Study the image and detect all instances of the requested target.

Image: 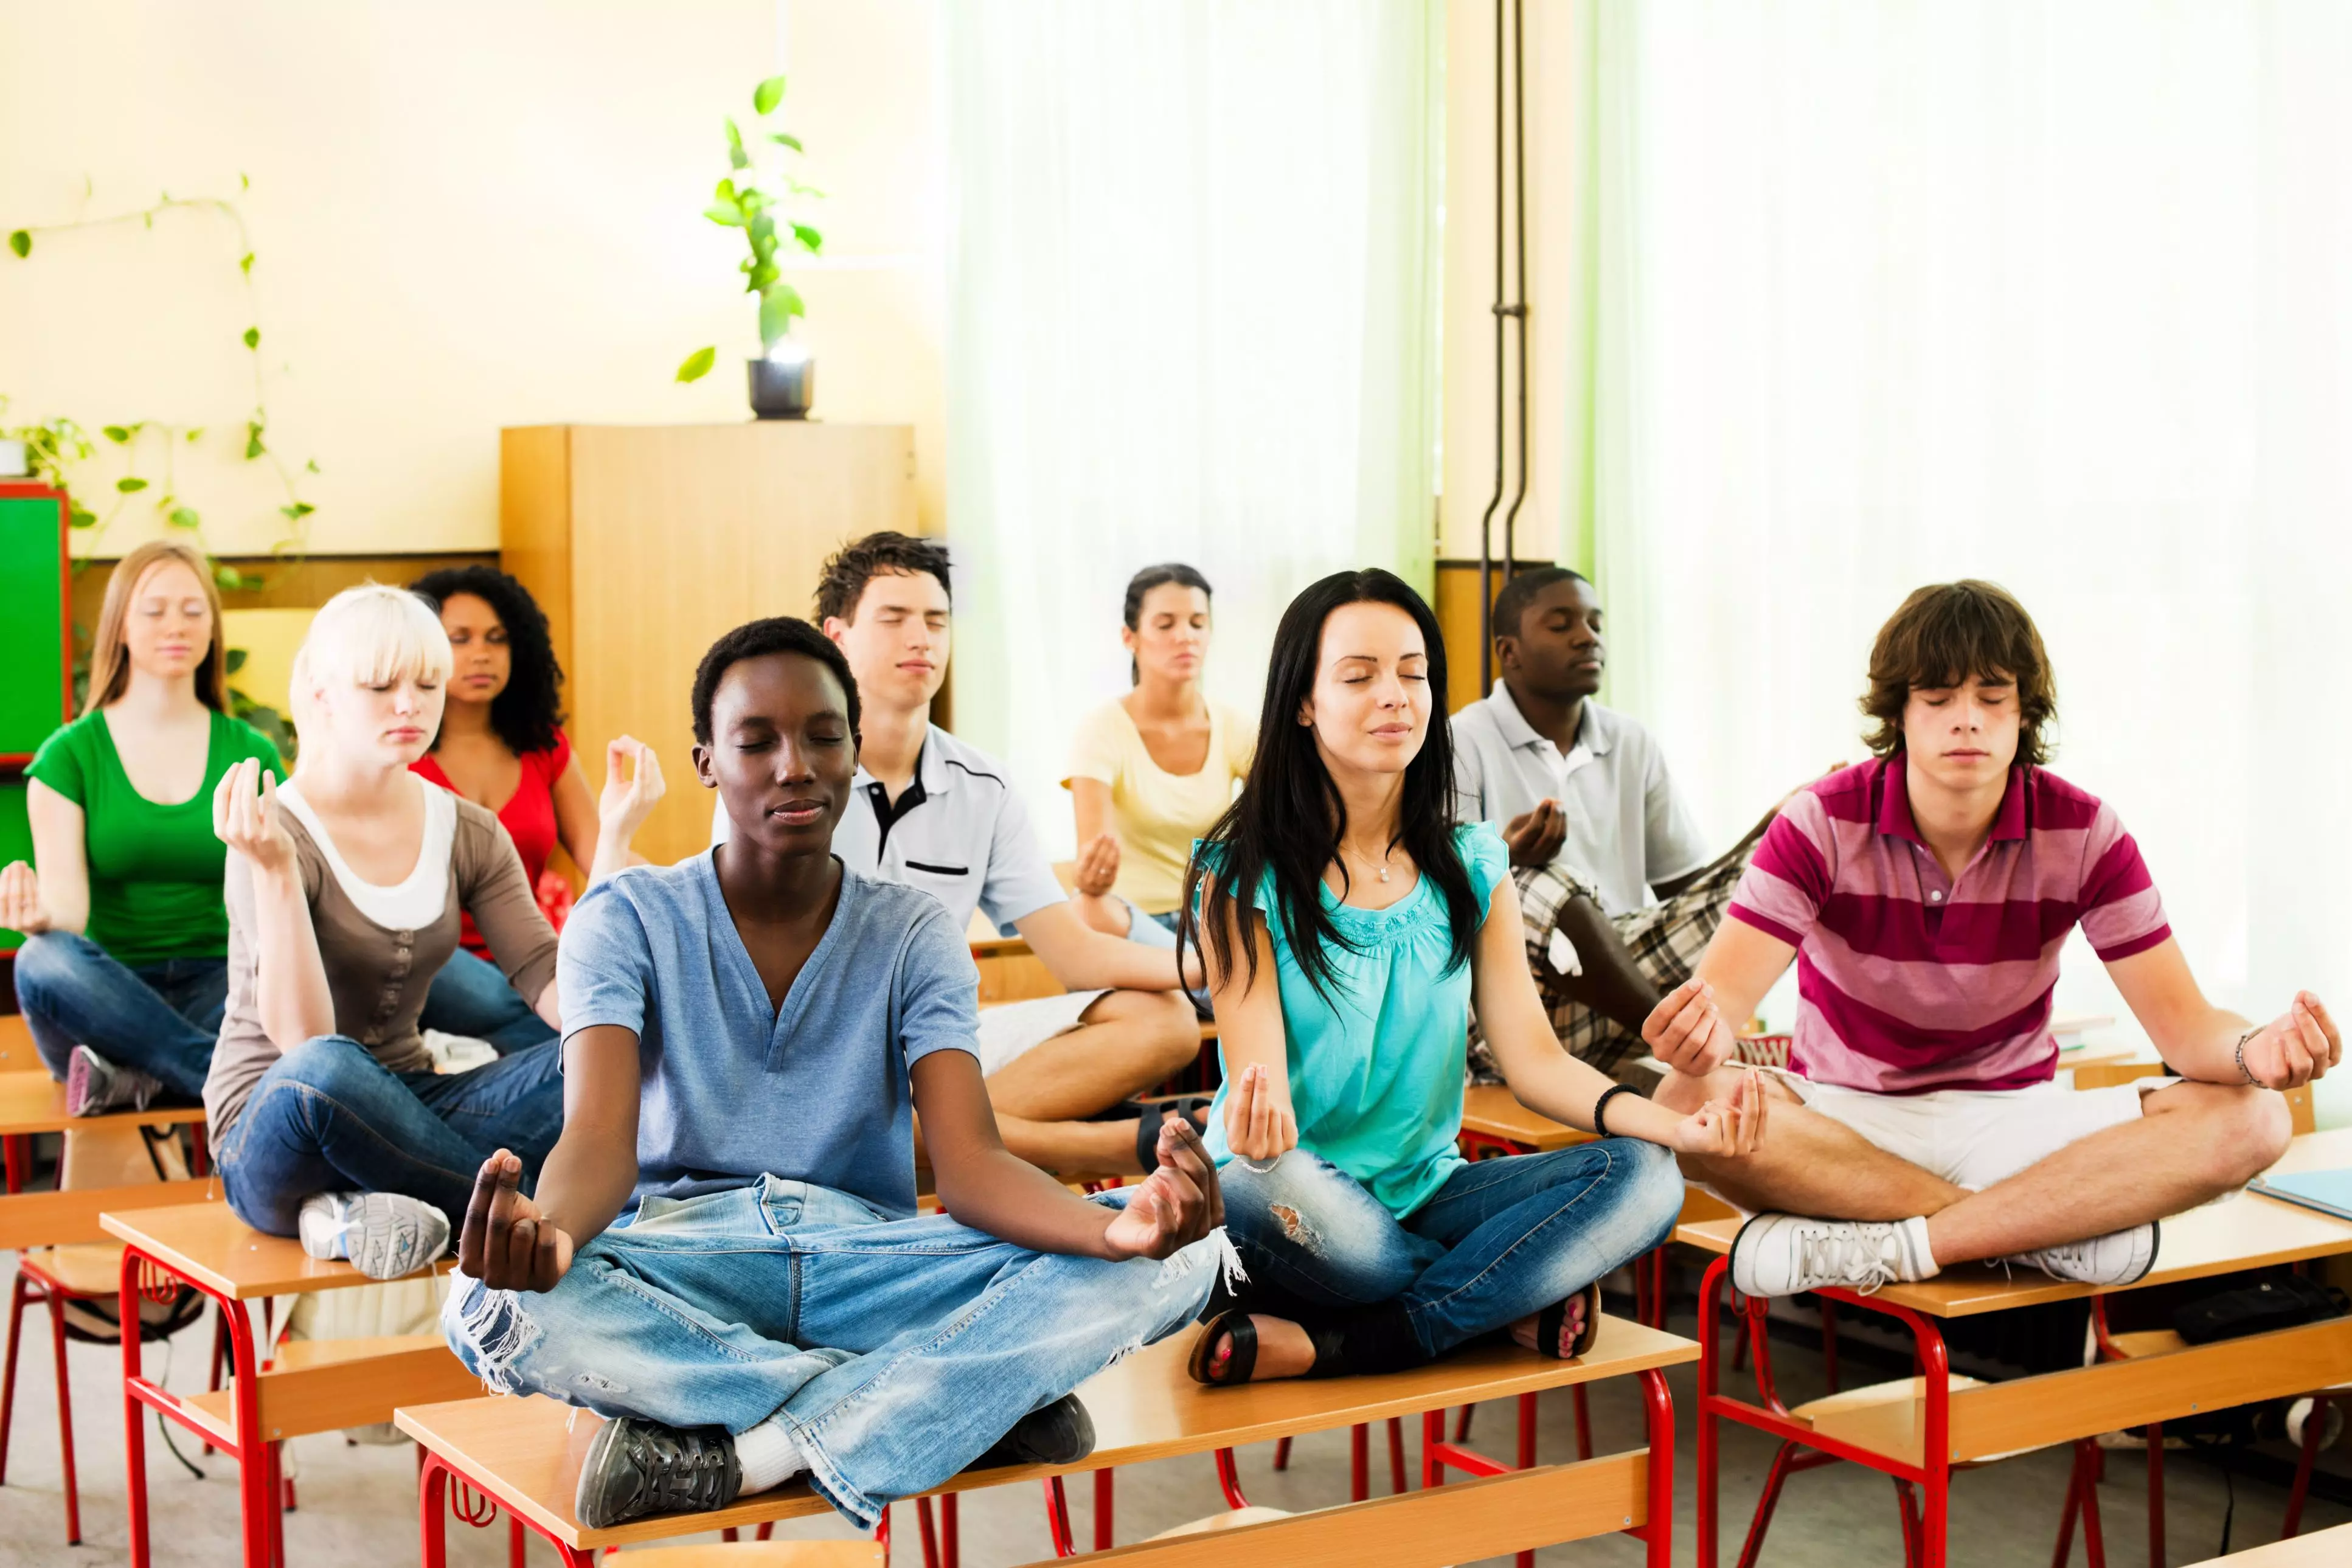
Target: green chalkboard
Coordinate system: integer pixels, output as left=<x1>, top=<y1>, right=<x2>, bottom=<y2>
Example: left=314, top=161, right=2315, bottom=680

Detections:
left=0, top=780, right=29, bottom=952
left=0, top=488, right=68, bottom=761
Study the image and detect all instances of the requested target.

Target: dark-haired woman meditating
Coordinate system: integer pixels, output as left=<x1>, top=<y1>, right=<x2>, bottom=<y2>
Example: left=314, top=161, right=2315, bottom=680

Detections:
left=409, top=566, right=661, bottom=1052
left=1185, top=568, right=1763, bottom=1385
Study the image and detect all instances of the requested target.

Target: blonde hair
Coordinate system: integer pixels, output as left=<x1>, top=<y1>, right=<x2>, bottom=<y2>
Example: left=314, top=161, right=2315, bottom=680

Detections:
left=289, top=584, right=454, bottom=749
left=85, top=541, right=228, bottom=714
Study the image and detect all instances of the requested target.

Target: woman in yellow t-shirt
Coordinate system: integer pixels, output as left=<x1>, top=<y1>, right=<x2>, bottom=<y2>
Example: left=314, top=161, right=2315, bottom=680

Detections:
left=1064, top=564, right=1256, bottom=950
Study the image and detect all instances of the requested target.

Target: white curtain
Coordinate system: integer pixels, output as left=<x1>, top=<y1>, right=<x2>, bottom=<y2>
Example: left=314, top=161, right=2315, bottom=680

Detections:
left=1591, top=2, right=2352, bottom=1056
left=944, top=0, right=1441, bottom=855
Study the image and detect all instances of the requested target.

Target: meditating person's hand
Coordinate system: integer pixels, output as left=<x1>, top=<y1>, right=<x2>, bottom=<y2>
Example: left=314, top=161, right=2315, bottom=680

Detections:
left=599, top=736, right=665, bottom=842
left=1101, top=1117, right=1224, bottom=1261
left=1502, top=799, right=1567, bottom=869
left=459, top=1149, right=575, bottom=1292
left=1665, top=1067, right=1767, bottom=1159
left=0, top=861, right=50, bottom=935
left=1224, top=1062, right=1298, bottom=1164
left=212, top=757, right=298, bottom=878
left=1073, top=833, right=1122, bottom=898
left=1642, top=976, right=1735, bottom=1075
left=2239, top=991, right=2342, bottom=1089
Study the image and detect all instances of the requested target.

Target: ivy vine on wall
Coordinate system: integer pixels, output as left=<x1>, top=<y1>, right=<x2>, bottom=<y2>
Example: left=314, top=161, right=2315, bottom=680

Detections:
left=3, top=177, right=318, bottom=592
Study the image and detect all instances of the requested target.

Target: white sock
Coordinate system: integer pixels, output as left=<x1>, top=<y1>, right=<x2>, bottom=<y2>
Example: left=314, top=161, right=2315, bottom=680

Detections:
left=732, top=1417, right=805, bottom=1495
left=1901, top=1216, right=1940, bottom=1280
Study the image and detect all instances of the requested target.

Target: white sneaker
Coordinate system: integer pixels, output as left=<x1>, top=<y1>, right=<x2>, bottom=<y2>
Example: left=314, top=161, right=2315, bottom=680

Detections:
left=297, top=1192, right=451, bottom=1281
left=2008, top=1223, right=2159, bottom=1286
left=1730, top=1213, right=1935, bottom=1298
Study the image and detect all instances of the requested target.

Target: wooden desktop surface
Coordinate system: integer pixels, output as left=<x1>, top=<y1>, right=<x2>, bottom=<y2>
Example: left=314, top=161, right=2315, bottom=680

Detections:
left=100, top=1199, right=452, bottom=1299
left=0, top=1068, right=207, bottom=1137
left=398, top=1315, right=1696, bottom=1549
left=1459, top=1086, right=1590, bottom=1151
left=1676, top=1128, right=2352, bottom=1317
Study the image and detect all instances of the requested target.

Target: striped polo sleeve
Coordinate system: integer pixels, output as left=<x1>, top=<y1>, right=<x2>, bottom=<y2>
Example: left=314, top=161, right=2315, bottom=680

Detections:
left=2076, top=801, right=2171, bottom=961
left=1726, top=789, right=1836, bottom=948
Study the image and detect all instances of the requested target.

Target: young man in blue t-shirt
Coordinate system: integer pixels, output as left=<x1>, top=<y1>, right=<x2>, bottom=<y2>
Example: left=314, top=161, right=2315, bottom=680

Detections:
left=442, top=617, right=1229, bottom=1532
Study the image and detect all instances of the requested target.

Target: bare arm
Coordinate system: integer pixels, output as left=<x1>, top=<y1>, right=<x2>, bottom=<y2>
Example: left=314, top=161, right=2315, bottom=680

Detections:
left=2106, top=937, right=2338, bottom=1089
left=1199, top=877, right=1299, bottom=1160
left=917, top=1048, right=1220, bottom=1259
left=1642, top=916, right=1797, bottom=1077
left=457, top=1022, right=644, bottom=1290
left=0, top=781, right=89, bottom=935
left=549, top=749, right=602, bottom=886
left=214, top=758, right=335, bottom=1050
left=585, top=738, right=664, bottom=886
left=1015, top=898, right=1199, bottom=991
left=1474, top=884, right=1763, bottom=1156
left=1066, top=779, right=1133, bottom=937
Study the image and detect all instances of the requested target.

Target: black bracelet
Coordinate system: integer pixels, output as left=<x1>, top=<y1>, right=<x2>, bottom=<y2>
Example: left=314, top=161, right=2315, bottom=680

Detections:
left=1593, top=1084, right=1634, bottom=1139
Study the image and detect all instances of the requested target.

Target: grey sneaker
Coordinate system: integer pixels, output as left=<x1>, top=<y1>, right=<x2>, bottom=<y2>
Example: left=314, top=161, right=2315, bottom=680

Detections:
left=970, top=1393, right=1097, bottom=1471
left=66, top=1045, right=162, bottom=1117
left=1730, top=1213, right=1934, bottom=1298
left=296, top=1192, right=451, bottom=1280
left=2009, top=1223, right=2159, bottom=1286
left=576, top=1417, right=741, bottom=1529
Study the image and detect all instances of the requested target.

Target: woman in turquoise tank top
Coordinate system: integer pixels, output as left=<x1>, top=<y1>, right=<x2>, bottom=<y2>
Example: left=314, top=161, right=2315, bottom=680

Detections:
left=1182, top=570, right=1763, bottom=1385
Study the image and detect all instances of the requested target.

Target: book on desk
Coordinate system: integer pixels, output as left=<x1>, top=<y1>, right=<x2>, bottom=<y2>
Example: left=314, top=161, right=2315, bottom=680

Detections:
left=2252, top=1166, right=2352, bottom=1224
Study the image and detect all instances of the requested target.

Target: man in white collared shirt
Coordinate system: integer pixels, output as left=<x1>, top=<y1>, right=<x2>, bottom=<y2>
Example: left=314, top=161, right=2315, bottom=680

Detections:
left=711, top=533, right=1205, bottom=1174
left=1452, top=567, right=1771, bottom=1080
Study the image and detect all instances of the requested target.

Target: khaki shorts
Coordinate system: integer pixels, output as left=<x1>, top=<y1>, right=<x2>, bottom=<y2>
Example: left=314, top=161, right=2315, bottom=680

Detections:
left=1775, top=1071, right=2160, bottom=1192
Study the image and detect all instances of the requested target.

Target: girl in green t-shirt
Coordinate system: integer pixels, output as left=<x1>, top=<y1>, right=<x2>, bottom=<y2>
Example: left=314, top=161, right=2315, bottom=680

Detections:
left=2, top=541, right=280, bottom=1115
left=1183, top=569, right=1764, bottom=1386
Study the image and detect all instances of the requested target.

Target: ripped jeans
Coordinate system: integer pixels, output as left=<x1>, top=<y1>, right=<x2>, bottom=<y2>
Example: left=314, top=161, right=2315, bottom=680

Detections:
left=442, top=1178, right=1224, bottom=1528
left=1218, top=1141, right=1682, bottom=1367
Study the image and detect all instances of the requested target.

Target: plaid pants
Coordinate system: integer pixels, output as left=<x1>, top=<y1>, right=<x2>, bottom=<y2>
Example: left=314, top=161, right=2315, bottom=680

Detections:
left=1468, top=848, right=1752, bottom=1084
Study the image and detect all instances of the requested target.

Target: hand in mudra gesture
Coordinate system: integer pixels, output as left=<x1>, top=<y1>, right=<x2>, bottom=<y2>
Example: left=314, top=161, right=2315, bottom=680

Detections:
left=0, top=861, right=49, bottom=935
left=458, top=1150, right=575, bottom=1292
left=599, top=737, right=665, bottom=841
left=2240, top=991, right=2342, bottom=1090
left=1073, top=833, right=1121, bottom=898
left=1101, top=1117, right=1225, bottom=1261
left=211, top=757, right=298, bottom=876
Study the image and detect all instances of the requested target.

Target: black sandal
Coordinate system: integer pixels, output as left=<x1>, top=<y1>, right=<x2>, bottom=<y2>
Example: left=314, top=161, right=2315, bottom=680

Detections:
left=1533, top=1280, right=1603, bottom=1360
left=1188, top=1310, right=1353, bottom=1387
left=1133, top=1094, right=1213, bottom=1170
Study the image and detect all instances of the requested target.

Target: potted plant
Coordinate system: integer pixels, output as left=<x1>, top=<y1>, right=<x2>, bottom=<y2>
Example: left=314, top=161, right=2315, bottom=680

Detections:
left=676, top=74, right=824, bottom=418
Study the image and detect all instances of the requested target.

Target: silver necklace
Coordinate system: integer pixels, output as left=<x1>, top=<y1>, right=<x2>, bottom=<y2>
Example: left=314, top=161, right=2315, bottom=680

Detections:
left=1348, top=844, right=1394, bottom=883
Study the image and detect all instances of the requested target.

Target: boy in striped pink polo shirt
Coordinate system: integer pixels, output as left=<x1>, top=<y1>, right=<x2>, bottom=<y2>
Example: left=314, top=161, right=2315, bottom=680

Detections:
left=1647, top=581, right=2335, bottom=1296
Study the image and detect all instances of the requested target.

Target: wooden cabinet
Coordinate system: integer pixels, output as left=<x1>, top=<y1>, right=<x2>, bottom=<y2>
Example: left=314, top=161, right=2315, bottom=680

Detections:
left=501, top=424, right=918, bottom=866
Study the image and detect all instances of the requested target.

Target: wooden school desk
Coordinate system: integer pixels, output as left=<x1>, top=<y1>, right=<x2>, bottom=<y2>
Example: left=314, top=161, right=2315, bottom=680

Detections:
left=400, top=1316, right=1698, bottom=1568
left=1679, top=1128, right=2352, bottom=1568
left=101, top=1201, right=480, bottom=1568
left=0, top=1067, right=209, bottom=1190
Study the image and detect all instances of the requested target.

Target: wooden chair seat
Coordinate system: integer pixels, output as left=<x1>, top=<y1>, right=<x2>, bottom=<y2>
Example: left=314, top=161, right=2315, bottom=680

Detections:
left=176, top=1333, right=482, bottom=1446
left=1146, top=1505, right=1294, bottom=1539
left=1789, top=1373, right=2055, bottom=1465
left=1458, top=1086, right=1591, bottom=1154
left=609, top=1546, right=886, bottom=1567
left=2186, top=1519, right=2352, bottom=1566
left=399, top=1314, right=1697, bottom=1555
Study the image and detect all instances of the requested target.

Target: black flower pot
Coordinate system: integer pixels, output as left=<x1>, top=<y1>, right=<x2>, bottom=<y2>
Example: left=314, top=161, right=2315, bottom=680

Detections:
left=748, top=354, right=814, bottom=420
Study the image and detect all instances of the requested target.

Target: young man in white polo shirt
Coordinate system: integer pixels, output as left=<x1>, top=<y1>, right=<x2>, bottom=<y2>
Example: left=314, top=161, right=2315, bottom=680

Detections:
left=715, top=533, right=1202, bottom=1174
left=1452, top=567, right=1774, bottom=1081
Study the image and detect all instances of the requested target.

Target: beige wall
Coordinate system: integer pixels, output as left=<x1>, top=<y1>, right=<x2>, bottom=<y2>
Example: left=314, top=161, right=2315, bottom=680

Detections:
left=1440, top=0, right=1593, bottom=570
left=0, top=0, right=945, bottom=560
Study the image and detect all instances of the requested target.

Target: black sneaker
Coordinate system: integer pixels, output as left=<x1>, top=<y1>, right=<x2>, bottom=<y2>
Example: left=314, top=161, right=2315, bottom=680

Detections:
left=575, top=1417, right=742, bottom=1529
left=971, top=1393, right=1097, bottom=1471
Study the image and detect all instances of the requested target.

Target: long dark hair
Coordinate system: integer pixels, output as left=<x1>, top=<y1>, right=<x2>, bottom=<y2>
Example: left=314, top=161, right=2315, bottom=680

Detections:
left=408, top=566, right=566, bottom=755
left=1180, top=569, right=1480, bottom=1005
left=1123, top=563, right=1212, bottom=685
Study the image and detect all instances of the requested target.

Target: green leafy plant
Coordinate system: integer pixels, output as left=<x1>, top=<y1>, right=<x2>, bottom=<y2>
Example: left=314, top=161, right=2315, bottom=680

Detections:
left=224, top=647, right=296, bottom=763
left=2, top=179, right=319, bottom=591
left=676, top=74, right=824, bottom=383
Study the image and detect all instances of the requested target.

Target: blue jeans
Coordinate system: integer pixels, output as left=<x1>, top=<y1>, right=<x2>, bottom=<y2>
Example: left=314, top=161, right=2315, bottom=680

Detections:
left=215, top=1033, right=565, bottom=1235
left=1219, top=1141, right=1681, bottom=1365
left=12, top=931, right=223, bottom=1100
left=442, top=1179, right=1224, bottom=1528
left=418, top=948, right=558, bottom=1056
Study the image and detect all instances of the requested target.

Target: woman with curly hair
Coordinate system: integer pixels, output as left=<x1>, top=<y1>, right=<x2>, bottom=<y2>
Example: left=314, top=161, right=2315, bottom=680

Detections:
left=408, top=566, right=661, bottom=1053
